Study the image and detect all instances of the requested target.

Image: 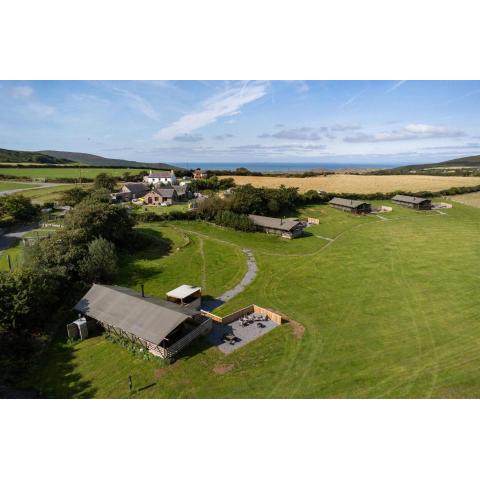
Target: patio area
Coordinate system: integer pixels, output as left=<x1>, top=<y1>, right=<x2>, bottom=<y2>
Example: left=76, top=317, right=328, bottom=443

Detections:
left=206, top=313, right=278, bottom=354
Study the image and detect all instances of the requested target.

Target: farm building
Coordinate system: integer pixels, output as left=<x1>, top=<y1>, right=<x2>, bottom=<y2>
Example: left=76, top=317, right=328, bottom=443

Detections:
left=248, top=214, right=305, bottom=239
left=143, top=169, right=177, bottom=186
left=74, top=284, right=211, bottom=359
left=391, top=195, right=432, bottom=210
left=143, top=185, right=191, bottom=205
left=117, top=182, right=149, bottom=201
left=193, top=168, right=208, bottom=179
left=328, top=197, right=372, bottom=214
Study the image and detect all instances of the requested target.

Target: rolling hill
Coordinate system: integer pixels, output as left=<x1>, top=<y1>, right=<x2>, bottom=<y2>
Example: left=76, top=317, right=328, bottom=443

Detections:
left=0, top=147, right=177, bottom=170
left=0, top=148, right=73, bottom=165
left=394, top=154, right=480, bottom=171
left=39, top=150, right=176, bottom=169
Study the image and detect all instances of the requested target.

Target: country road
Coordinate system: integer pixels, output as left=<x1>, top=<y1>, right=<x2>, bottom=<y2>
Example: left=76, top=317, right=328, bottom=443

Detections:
left=0, top=182, right=64, bottom=196
left=0, top=224, right=39, bottom=252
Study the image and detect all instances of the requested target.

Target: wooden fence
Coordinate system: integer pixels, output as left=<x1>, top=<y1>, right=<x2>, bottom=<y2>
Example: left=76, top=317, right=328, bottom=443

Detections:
left=201, top=304, right=283, bottom=325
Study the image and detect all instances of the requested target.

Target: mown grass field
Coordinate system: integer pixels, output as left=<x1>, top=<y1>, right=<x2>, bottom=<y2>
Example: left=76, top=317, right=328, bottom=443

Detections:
left=12, top=184, right=91, bottom=203
left=23, top=199, right=480, bottom=398
left=0, top=167, right=163, bottom=180
left=221, top=174, right=480, bottom=193
left=0, top=181, right=37, bottom=191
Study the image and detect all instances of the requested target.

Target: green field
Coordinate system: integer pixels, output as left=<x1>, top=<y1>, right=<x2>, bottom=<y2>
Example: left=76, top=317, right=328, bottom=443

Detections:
left=0, top=167, right=160, bottom=180
left=0, top=181, right=36, bottom=192
left=22, top=200, right=480, bottom=398
left=12, top=184, right=91, bottom=203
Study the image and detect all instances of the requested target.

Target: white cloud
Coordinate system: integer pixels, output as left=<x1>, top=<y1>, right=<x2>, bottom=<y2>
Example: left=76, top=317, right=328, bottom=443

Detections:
left=339, top=91, right=364, bottom=108
left=154, top=82, right=268, bottom=140
left=344, top=124, right=466, bottom=143
left=11, top=86, right=33, bottom=97
left=260, top=127, right=325, bottom=141
left=113, top=87, right=158, bottom=121
left=385, top=80, right=406, bottom=93
left=173, top=133, right=203, bottom=142
left=28, top=102, right=55, bottom=117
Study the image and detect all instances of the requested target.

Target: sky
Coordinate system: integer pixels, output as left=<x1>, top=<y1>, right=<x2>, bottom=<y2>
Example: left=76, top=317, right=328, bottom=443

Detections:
left=1, top=80, right=480, bottom=166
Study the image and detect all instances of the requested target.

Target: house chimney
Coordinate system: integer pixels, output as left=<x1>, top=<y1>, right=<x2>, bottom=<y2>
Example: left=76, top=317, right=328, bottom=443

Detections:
left=141, top=284, right=145, bottom=297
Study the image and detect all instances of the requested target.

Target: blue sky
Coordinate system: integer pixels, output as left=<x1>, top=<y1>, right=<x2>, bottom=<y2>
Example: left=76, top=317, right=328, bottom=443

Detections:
left=1, top=80, right=480, bottom=165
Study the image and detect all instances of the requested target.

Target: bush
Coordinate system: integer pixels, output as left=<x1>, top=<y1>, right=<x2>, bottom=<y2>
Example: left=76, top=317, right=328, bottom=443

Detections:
left=79, top=237, right=118, bottom=283
left=0, top=195, right=39, bottom=224
left=94, top=173, right=117, bottom=191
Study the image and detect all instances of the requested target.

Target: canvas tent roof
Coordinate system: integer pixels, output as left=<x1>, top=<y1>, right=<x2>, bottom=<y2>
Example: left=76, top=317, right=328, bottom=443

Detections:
left=328, top=197, right=369, bottom=208
left=391, top=195, right=429, bottom=204
left=166, top=285, right=201, bottom=300
left=74, top=284, right=197, bottom=345
left=248, top=214, right=302, bottom=232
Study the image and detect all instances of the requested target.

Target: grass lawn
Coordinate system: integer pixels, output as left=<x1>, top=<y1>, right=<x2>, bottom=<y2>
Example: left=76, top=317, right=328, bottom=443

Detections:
left=13, top=184, right=91, bottom=204
left=21, top=199, right=480, bottom=398
left=137, top=203, right=190, bottom=213
left=0, top=167, right=165, bottom=180
left=0, top=181, right=36, bottom=191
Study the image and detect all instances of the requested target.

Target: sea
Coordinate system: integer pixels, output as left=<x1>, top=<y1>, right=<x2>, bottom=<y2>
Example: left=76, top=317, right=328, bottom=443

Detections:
left=174, top=162, right=400, bottom=172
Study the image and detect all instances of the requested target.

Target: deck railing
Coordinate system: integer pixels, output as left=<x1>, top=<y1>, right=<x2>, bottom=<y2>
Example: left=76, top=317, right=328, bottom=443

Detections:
left=162, top=317, right=212, bottom=359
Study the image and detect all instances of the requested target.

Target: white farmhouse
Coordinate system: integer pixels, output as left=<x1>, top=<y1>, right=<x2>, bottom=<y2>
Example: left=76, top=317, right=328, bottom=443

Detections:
left=143, top=170, right=177, bottom=186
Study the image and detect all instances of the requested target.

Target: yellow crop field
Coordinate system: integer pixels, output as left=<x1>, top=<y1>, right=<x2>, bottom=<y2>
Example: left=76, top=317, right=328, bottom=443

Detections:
left=449, top=191, right=480, bottom=208
left=221, top=174, right=480, bottom=194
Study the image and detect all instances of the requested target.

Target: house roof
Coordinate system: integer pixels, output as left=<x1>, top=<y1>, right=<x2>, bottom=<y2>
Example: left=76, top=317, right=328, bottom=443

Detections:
left=166, top=285, right=201, bottom=300
left=154, top=188, right=176, bottom=198
left=328, top=197, right=370, bottom=208
left=123, top=182, right=149, bottom=194
left=248, top=214, right=302, bottom=232
left=146, top=171, right=173, bottom=178
left=173, top=185, right=188, bottom=195
left=74, top=284, right=197, bottom=345
left=391, top=194, right=429, bottom=204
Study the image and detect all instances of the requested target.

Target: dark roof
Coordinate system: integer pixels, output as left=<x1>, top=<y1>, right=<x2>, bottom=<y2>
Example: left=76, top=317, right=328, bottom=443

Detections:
left=153, top=188, right=176, bottom=198
left=173, top=185, right=187, bottom=195
left=391, top=194, right=430, bottom=204
left=248, top=214, right=303, bottom=232
left=74, top=284, right=197, bottom=345
left=123, top=183, right=149, bottom=194
left=328, top=197, right=370, bottom=208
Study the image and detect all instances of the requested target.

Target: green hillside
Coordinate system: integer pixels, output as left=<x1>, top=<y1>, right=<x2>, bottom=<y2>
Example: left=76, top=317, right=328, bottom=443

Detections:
left=0, top=147, right=177, bottom=170
left=0, top=148, right=73, bottom=165
left=394, top=154, right=480, bottom=172
left=40, top=150, right=176, bottom=169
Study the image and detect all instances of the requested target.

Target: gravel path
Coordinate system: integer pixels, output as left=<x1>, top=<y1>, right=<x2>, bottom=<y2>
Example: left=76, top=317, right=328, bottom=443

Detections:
left=202, top=248, right=257, bottom=311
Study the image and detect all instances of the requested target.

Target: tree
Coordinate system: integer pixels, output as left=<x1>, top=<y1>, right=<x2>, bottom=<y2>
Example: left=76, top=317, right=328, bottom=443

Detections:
left=63, top=200, right=136, bottom=247
left=0, top=195, right=39, bottom=223
left=60, top=187, right=89, bottom=206
left=0, top=268, right=62, bottom=332
left=94, top=173, right=117, bottom=191
left=90, top=187, right=111, bottom=203
left=79, top=237, right=118, bottom=283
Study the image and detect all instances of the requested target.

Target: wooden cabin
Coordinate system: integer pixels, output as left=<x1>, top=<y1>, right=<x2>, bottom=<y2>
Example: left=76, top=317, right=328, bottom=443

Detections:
left=391, top=195, right=432, bottom=210
left=328, top=197, right=372, bottom=214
